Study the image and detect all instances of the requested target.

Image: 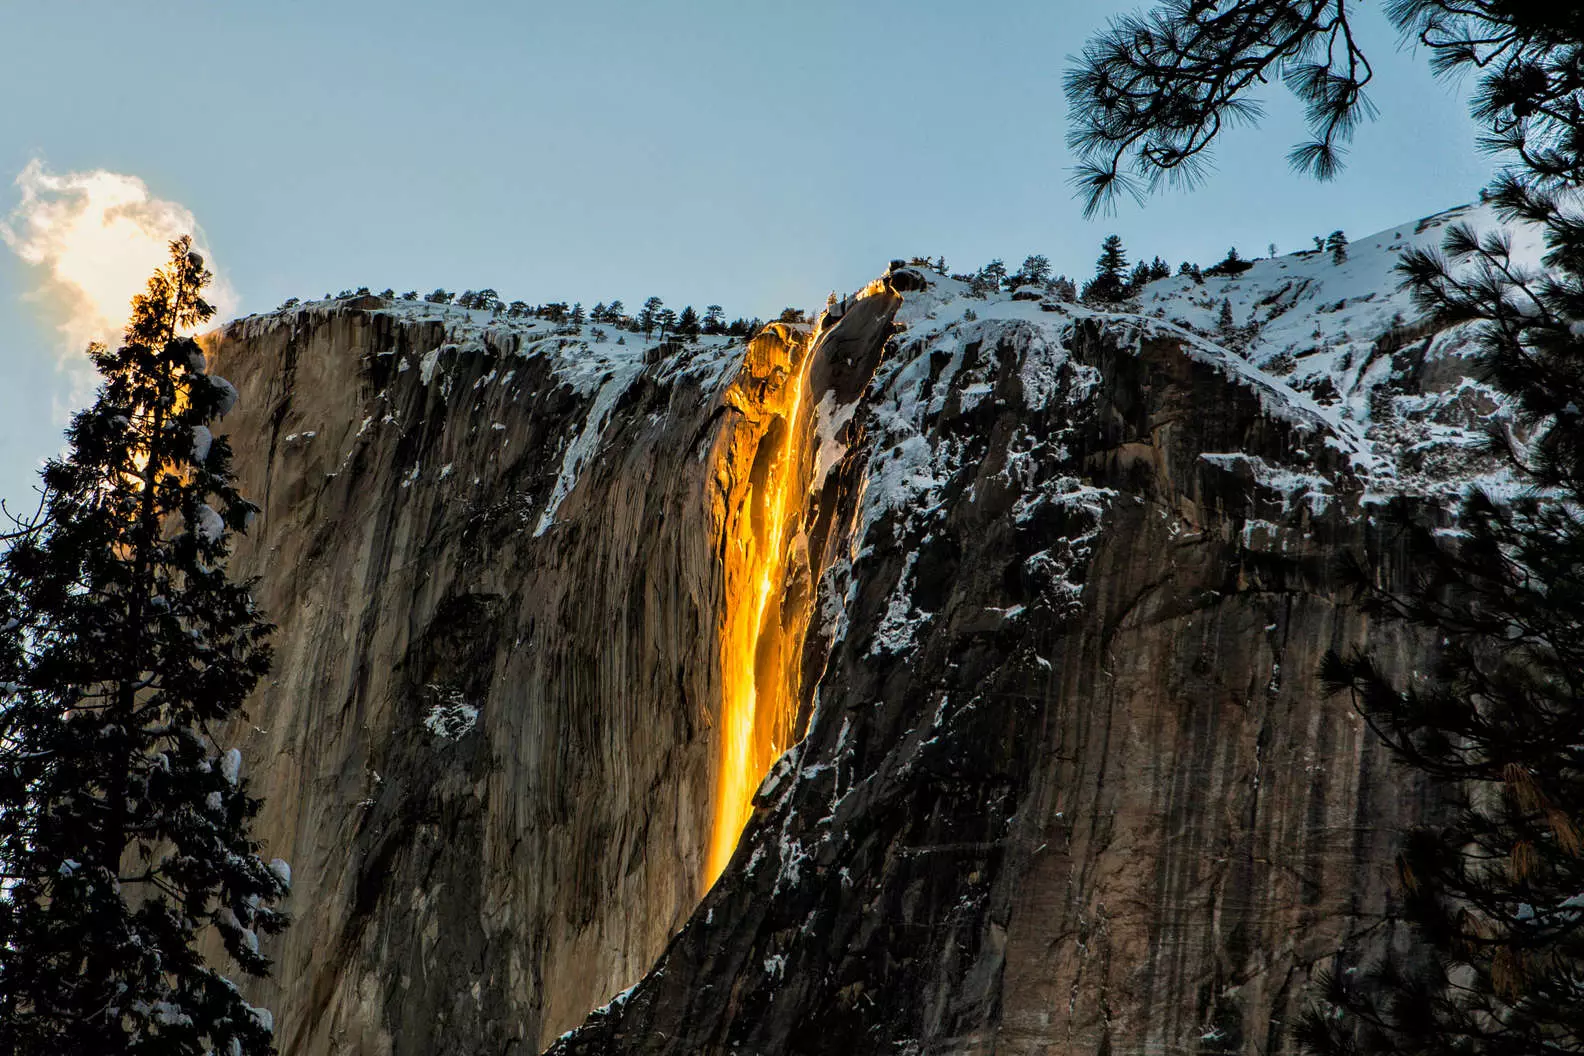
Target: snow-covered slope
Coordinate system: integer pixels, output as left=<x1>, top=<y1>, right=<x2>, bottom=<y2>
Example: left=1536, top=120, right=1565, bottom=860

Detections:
left=1132, top=201, right=1544, bottom=496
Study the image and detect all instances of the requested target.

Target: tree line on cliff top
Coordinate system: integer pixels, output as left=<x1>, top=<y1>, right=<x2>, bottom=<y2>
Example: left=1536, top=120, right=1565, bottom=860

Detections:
left=1069, top=1, right=1584, bottom=1053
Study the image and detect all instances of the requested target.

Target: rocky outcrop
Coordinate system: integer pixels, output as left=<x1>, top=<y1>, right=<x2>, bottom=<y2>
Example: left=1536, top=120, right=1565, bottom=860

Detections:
left=208, top=220, right=1498, bottom=1055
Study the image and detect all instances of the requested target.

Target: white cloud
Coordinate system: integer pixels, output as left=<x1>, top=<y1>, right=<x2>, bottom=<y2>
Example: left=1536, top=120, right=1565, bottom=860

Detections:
left=1, top=159, right=239, bottom=412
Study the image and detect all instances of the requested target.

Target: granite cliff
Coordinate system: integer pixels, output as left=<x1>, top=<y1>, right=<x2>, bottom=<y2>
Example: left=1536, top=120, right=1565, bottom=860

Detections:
left=202, top=203, right=1526, bottom=1054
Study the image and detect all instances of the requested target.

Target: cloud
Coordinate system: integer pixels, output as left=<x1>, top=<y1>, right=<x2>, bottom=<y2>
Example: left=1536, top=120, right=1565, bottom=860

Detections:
left=1, top=159, right=239, bottom=368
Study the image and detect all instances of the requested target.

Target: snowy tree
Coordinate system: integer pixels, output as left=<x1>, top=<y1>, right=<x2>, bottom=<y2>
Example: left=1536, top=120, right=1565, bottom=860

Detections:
left=702, top=304, right=724, bottom=334
left=570, top=302, right=585, bottom=326
left=1205, top=246, right=1252, bottom=277
left=0, top=239, right=289, bottom=1054
left=675, top=305, right=700, bottom=340
left=424, top=289, right=453, bottom=304
left=971, top=259, right=1008, bottom=296
left=1216, top=298, right=1235, bottom=333
left=656, top=307, right=677, bottom=340
left=638, top=297, right=663, bottom=338
left=1148, top=256, right=1171, bottom=281
left=1018, top=254, right=1052, bottom=286
left=1080, top=235, right=1130, bottom=303
left=1128, top=260, right=1153, bottom=291
left=1326, top=230, right=1349, bottom=265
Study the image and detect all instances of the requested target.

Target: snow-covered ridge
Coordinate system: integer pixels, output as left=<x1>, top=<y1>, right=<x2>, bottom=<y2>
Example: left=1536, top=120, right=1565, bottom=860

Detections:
left=886, top=200, right=1540, bottom=502
left=220, top=294, right=751, bottom=535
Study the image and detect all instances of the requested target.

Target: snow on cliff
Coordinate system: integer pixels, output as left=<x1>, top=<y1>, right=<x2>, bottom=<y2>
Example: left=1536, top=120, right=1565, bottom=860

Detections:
left=884, top=200, right=1541, bottom=506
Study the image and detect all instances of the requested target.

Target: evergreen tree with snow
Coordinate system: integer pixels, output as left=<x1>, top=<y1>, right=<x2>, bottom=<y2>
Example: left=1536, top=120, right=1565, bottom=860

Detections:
left=1148, top=256, right=1171, bottom=281
left=638, top=296, right=663, bottom=338
left=972, top=259, right=1008, bottom=295
left=570, top=302, right=585, bottom=326
left=1069, top=2, right=1584, bottom=1053
left=702, top=305, right=724, bottom=335
left=1205, top=246, right=1252, bottom=277
left=1084, top=235, right=1129, bottom=302
left=1018, top=254, right=1052, bottom=286
left=0, top=239, right=289, bottom=1054
left=1128, top=260, right=1153, bottom=292
left=675, top=305, right=700, bottom=340
left=1327, top=230, right=1349, bottom=265
left=1216, top=298, right=1235, bottom=334
left=606, top=299, right=625, bottom=324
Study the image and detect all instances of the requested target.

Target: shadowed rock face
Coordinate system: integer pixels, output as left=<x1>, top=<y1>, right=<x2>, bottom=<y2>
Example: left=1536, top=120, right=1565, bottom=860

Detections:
left=209, top=269, right=1447, bottom=1056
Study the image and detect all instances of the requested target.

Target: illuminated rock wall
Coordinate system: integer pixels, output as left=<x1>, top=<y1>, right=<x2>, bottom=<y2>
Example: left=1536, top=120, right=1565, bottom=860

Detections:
left=203, top=288, right=901, bottom=1054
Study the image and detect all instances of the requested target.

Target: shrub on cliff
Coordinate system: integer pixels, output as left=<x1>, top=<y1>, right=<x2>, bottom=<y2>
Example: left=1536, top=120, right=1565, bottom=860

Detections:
left=0, top=239, right=289, bottom=1055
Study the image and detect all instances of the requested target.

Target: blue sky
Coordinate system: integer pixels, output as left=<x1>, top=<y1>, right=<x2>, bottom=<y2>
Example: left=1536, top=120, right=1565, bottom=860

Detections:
left=1, top=0, right=1493, bottom=512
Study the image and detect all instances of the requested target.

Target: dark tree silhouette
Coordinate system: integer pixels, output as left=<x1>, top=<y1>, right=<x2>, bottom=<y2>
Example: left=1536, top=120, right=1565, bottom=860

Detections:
left=0, top=240, right=289, bottom=1054
left=1083, top=235, right=1130, bottom=302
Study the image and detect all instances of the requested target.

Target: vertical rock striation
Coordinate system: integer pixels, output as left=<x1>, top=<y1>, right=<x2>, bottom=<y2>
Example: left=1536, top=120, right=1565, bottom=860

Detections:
left=202, top=297, right=893, bottom=1052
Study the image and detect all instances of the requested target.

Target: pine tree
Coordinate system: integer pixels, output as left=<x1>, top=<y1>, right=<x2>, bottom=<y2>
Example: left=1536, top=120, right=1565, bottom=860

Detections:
left=1149, top=256, right=1172, bottom=281
left=1085, top=235, right=1130, bottom=302
left=570, top=302, right=585, bottom=326
left=978, top=259, right=1008, bottom=292
left=606, top=299, right=625, bottom=324
left=1019, top=254, right=1052, bottom=286
left=1128, top=260, right=1153, bottom=292
left=1327, top=230, right=1349, bottom=265
left=1216, top=298, right=1235, bottom=333
left=638, top=296, right=663, bottom=338
left=676, top=305, right=700, bottom=340
left=1069, top=3, right=1584, bottom=1054
left=702, top=305, right=724, bottom=334
left=656, top=307, right=677, bottom=340
left=0, top=239, right=289, bottom=1054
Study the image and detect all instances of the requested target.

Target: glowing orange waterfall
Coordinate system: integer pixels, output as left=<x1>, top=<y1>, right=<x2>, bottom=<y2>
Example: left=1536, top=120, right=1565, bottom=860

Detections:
left=704, top=323, right=819, bottom=890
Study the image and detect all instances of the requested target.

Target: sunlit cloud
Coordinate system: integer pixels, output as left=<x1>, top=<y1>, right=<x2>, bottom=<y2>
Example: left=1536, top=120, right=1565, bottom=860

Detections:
left=1, top=159, right=239, bottom=414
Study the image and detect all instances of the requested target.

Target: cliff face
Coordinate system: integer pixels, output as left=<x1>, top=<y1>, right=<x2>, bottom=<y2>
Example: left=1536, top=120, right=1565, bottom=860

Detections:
left=208, top=206, right=1514, bottom=1055
left=204, top=306, right=768, bottom=1052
